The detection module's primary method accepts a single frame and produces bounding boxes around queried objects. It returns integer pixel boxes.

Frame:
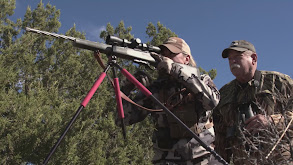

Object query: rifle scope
[106,35,161,54]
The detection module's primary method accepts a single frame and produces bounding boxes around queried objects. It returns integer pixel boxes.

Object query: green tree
[0,0,21,49]
[199,67,217,80]
[146,22,177,46]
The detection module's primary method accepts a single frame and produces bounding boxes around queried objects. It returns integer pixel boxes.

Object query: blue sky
[11,0,293,88]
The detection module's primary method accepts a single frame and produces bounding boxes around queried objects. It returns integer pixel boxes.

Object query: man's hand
[133,71,152,87]
[150,52,173,74]
[245,114,272,134]
[120,71,152,96]
[150,52,163,67]
[157,57,173,74]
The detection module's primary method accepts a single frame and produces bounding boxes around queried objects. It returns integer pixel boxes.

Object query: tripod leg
[114,78,127,139]
[112,67,127,139]
[43,65,110,165]
[81,64,111,107]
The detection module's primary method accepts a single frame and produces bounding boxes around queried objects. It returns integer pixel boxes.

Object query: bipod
[42,51,229,165]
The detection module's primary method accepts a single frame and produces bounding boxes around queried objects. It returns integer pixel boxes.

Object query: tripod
[42,51,228,165]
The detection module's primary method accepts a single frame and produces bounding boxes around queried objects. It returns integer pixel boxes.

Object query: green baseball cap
[222,40,256,58]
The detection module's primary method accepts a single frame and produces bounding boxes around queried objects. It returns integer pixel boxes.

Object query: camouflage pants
[154,159,209,165]
[152,143,211,165]
[152,127,215,165]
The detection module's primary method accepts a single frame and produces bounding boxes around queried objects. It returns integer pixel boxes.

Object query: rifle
[26,27,229,165]
[25,27,160,66]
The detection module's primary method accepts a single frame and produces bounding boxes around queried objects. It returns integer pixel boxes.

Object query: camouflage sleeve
[273,74,293,131]
[271,111,293,131]
[170,63,220,110]
[212,105,231,162]
[279,74,293,129]
[258,72,293,131]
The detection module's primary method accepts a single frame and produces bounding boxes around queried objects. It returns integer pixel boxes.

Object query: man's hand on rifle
[150,52,173,74]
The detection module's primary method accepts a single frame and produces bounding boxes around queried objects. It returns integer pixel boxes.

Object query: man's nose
[231,58,238,63]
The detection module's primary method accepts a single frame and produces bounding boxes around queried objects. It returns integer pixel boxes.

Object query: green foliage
[100,21,133,41]
[0,1,217,164]
[199,67,217,80]
[146,22,177,46]
[0,0,21,49]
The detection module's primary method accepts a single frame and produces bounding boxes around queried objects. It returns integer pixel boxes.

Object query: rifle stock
[26,27,157,65]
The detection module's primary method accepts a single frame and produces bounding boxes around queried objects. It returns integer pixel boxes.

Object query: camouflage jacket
[213,70,293,165]
[121,62,220,163]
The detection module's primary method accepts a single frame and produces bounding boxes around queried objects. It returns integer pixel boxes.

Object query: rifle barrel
[25,27,156,65]
[26,27,76,41]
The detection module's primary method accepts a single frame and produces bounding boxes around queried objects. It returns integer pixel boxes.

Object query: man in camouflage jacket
[120,37,220,164]
[213,40,293,165]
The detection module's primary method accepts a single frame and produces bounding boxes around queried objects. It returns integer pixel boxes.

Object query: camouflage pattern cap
[159,37,191,55]
[222,40,256,58]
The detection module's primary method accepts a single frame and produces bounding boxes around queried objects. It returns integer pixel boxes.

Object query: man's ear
[251,53,257,65]
[185,54,191,65]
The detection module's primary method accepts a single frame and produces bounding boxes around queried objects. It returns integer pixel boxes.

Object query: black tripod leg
[42,105,84,165]
[43,65,110,165]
